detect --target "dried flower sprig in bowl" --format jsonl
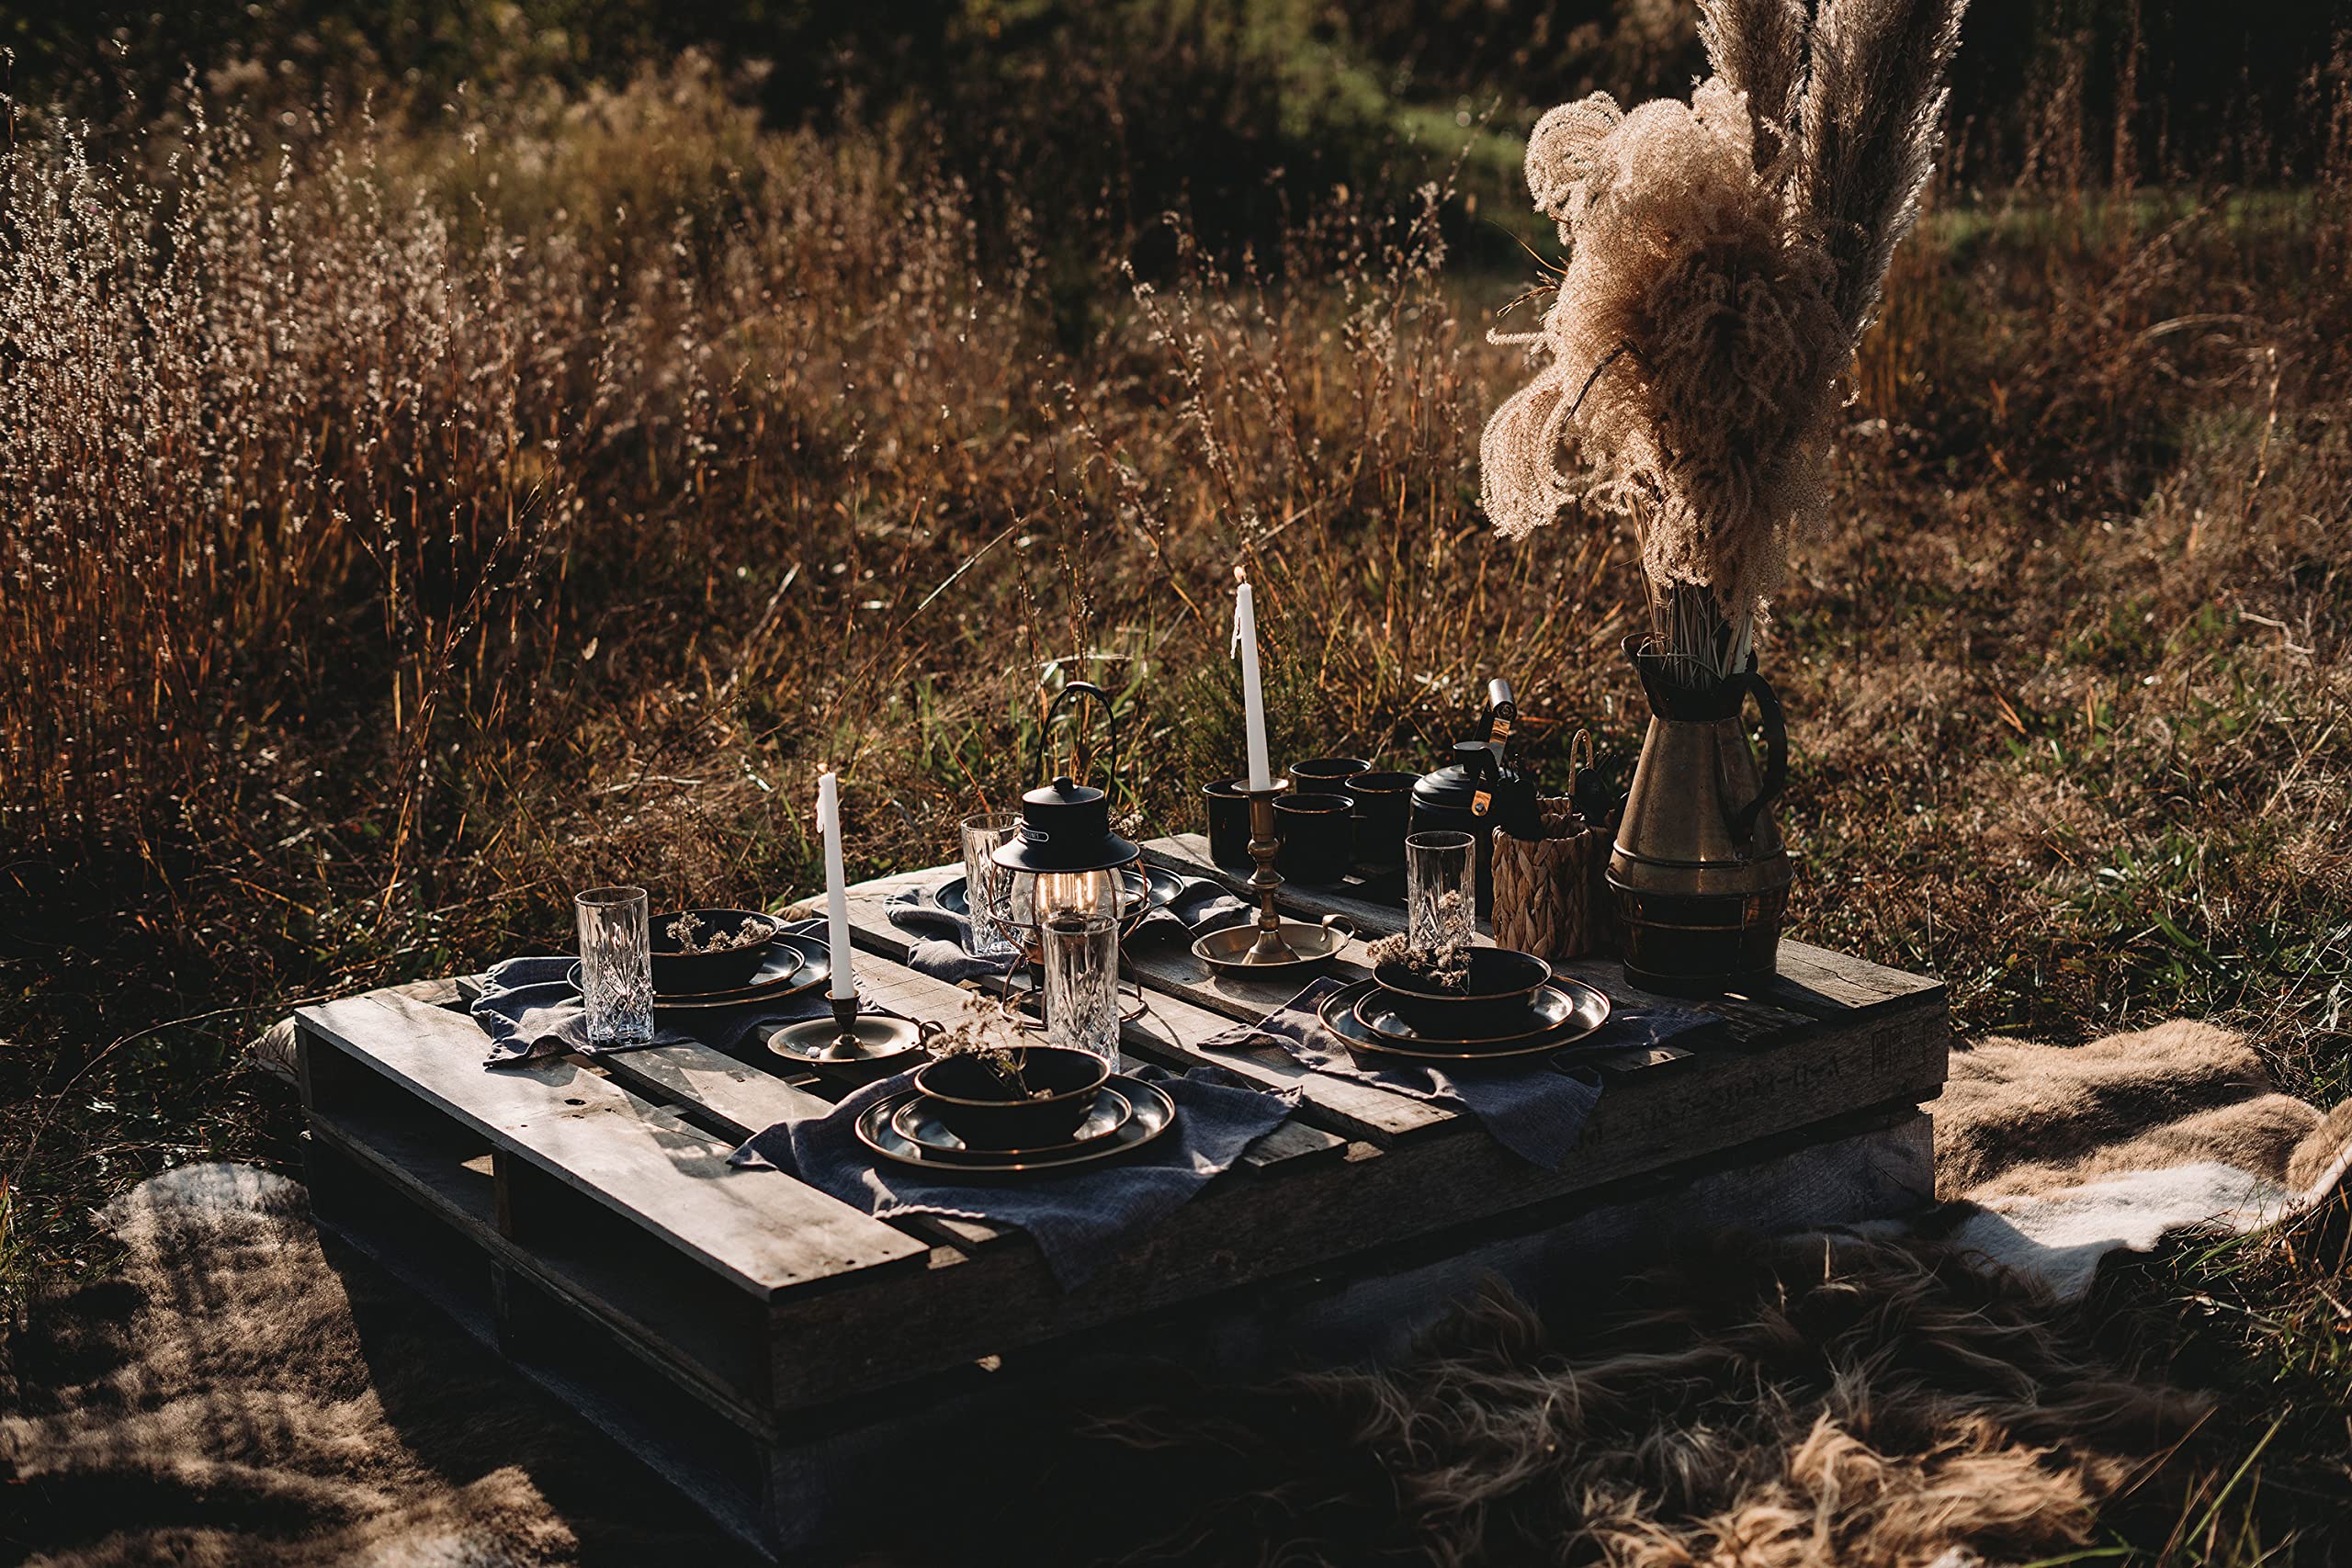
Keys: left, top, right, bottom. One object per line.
{"left": 1482, "top": 0, "right": 1968, "bottom": 682}
{"left": 664, "top": 909, "right": 774, "bottom": 955}
{"left": 1368, "top": 930, "right": 1474, "bottom": 994}
{"left": 913, "top": 1003, "right": 1112, "bottom": 1151}
{"left": 648, "top": 906, "right": 783, "bottom": 994}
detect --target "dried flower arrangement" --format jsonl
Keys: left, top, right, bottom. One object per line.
{"left": 925, "top": 999, "right": 1056, "bottom": 1100}
{"left": 1369, "top": 925, "right": 1474, "bottom": 992}
{"left": 663, "top": 910, "right": 774, "bottom": 954}
{"left": 1481, "top": 0, "right": 1968, "bottom": 682}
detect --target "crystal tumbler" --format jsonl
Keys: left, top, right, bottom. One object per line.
{"left": 575, "top": 886, "right": 654, "bottom": 1046}
{"left": 1405, "top": 830, "right": 1476, "bottom": 956}
{"left": 1040, "top": 909, "right": 1120, "bottom": 1066}
{"left": 960, "top": 810, "right": 1023, "bottom": 958}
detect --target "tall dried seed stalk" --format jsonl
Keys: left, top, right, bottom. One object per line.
{"left": 1481, "top": 0, "right": 1970, "bottom": 680}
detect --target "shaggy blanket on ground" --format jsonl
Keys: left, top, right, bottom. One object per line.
{"left": 1909, "top": 1019, "right": 2352, "bottom": 1301}
{"left": 6, "top": 1019, "right": 2346, "bottom": 1565}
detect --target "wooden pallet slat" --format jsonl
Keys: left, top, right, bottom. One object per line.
{"left": 299, "top": 988, "right": 930, "bottom": 1297}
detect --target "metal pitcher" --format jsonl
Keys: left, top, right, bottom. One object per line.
{"left": 1606, "top": 637, "right": 1792, "bottom": 995}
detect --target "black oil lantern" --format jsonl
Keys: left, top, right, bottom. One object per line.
{"left": 989, "top": 682, "right": 1138, "bottom": 1038}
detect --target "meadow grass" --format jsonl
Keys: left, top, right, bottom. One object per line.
{"left": 1, "top": 58, "right": 2346, "bottom": 1558}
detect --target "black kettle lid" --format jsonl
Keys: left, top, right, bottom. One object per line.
{"left": 1413, "top": 740, "right": 1504, "bottom": 811}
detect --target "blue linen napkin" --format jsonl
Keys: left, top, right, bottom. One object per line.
{"left": 729, "top": 1063, "right": 1298, "bottom": 1289}
{"left": 1135, "top": 874, "right": 1253, "bottom": 941}
{"left": 885, "top": 874, "right": 1251, "bottom": 985}
{"left": 471, "top": 919, "right": 844, "bottom": 1068}
{"left": 1205, "top": 977, "right": 1717, "bottom": 1171}
{"left": 883, "top": 889, "right": 1022, "bottom": 984}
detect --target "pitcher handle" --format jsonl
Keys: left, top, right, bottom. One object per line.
{"left": 1726, "top": 671, "right": 1789, "bottom": 844}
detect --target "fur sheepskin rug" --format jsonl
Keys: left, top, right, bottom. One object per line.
{"left": 1907, "top": 1020, "right": 2352, "bottom": 1301}
{"left": 0, "top": 1164, "right": 746, "bottom": 1567}
{"left": 5, "top": 1168, "right": 2222, "bottom": 1567}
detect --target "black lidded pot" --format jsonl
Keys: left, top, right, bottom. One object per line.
{"left": 1408, "top": 679, "right": 1536, "bottom": 917}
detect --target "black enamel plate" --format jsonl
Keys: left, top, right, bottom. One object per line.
{"left": 1353, "top": 983, "right": 1583, "bottom": 1048}
{"left": 855, "top": 1076, "right": 1173, "bottom": 1176}
{"left": 1317, "top": 976, "right": 1611, "bottom": 1064}
{"left": 566, "top": 931, "right": 828, "bottom": 1010}
{"left": 889, "top": 1085, "right": 1135, "bottom": 1164}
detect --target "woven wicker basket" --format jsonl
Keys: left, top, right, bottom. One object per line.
{"left": 1490, "top": 731, "right": 1615, "bottom": 962}
{"left": 1492, "top": 799, "right": 1602, "bottom": 962}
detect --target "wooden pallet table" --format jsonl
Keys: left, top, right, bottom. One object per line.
{"left": 295, "top": 833, "right": 1951, "bottom": 1560}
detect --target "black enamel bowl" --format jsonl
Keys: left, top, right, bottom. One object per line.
{"left": 911, "top": 1046, "right": 1113, "bottom": 1151}
{"left": 650, "top": 908, "right": 785, "bottom": 995}
{"left": 1370, "top": 947, "right": 1554, "bottom": 1032}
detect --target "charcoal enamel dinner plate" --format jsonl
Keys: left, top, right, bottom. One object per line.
{"left": 1317, "top": 976, "right": 1611, "bottom": 1064}
{"left": 889, "top": 1084, "right": 1135, "bottom": 1165}
{"left": 1353, "top": 982, "right": 1583, "bottom": 1048}
{"left": 855, "top": 1075, "right": 1174, "bottom": 1176}
{"left": 566, "top": 931, "right": 828, "bottom": 1010}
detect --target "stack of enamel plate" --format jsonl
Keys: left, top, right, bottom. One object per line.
{"left": 566, "top": 922, "right": 830, "bottom": 1012}
{"left": 854, "top": 1044, "right": 1177, "bottom": 1177}
{"left": 1318, "top": 948, "right": 1611, "bottom": 1064}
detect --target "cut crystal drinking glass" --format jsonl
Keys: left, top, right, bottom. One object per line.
{"left": 1405, "top": 831, "right": 1476, "bottom": 955}
{"left": 1041, "top": 910, "right": 1121, "bottom": 1065}
{"left": 575, "top": 886, "right": 654, "bottom": 1046}
{"left": 959, "top": 810, "right": 1022, "bottom": 959}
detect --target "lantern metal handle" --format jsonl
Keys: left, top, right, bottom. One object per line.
{"left": 1040, "top": 680, "right": 1120, "bottom": 791}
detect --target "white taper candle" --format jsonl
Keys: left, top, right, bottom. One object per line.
{"left": 1233, "top": 578, "right": 1272, "bottom": 792}
{"left": 818, "top": 771, "right": 855, "bottom": 1001}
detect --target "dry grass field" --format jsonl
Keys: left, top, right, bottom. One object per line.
{"left": 3, "top": 6, "right": 2349, "bottom": 1556}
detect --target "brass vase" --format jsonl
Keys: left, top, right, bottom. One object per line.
{"left": 1606, "top": 636, "right": 1792, "bottom": 995}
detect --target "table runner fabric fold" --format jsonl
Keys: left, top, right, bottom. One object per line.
{"left": 470, "top": 919, "right": 839, "bottom": 1068}
{"left": 1208, "top": 978, "right": 1714, "bottom": 1170}
{"left": 884, "top": 875, "right": 1250, "bottom": 986}
{"left": 882, "top": 891, "right": 1021, "bottom": 984}
{"left": 729, "top": 1064, "right": 1298, "bottom": 1287}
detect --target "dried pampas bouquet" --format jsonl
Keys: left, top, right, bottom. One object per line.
{"left": 1482, "top": 0, "right": 1967, "bottom": 683}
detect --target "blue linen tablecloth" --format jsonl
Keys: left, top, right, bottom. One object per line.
{"left": 729, "top": 1062, "right": 1297, "bottom": 1288}
{"left": 1204, "top": 977, "right": 1719, "bottom": 1170}
{"left": 469, "top": 919, "right": 842, "bottom": 1068}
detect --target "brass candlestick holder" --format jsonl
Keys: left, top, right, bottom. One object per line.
{"left": 1242, "top": 780, "right": 1301, "bottom": 964}
{"left": 1192, "top": 779, "right": 1357, "bottom": 973}
{"left": 767, "top": 992, "right": 928, "bottom": 1079}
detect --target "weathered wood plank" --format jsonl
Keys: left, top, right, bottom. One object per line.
{"left": 594, "top": 1041, "right": 835, "bottom": 1142}
{"left": 839, "top": 869, "right": 1442, "bottom": 1146}
{"left": 297, "top": 989, "right": 930, "bottom": 1298}
{"left": 1769, "top": 940, "right": 1949, "bottom": 1019}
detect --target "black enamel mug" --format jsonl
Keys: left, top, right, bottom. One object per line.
{"left": 1274, "top": 792, "right": 1354, "bottom": 886}
{"left": 1341, "top": 770, "right": 1418, "bottom": 879}
{"left": 1202, "top": 778, "right": 1253, "bottom": 871}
